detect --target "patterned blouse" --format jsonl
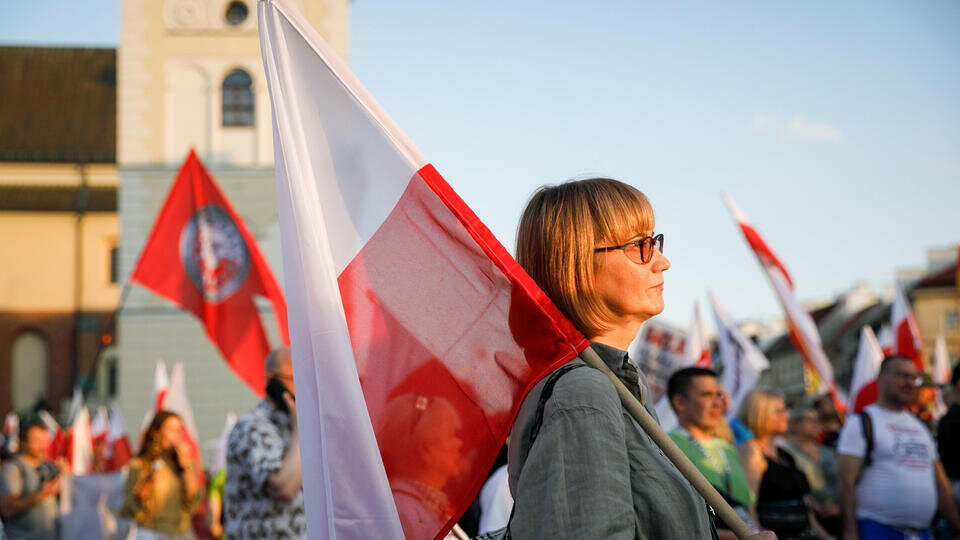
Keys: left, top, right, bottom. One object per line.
{"left": 224, "top": 399, "right": 306, "bottom": 539}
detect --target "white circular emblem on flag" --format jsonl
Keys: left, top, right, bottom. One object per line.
{"left": 180, "top": 205, "right": 251, "bottom": 302}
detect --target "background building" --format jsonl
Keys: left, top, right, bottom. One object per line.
{"left": 0, "top": 46, "right": 120, "bottom": 415}
{"left": 0, "top": 1, "right": 349, "bottom": 450}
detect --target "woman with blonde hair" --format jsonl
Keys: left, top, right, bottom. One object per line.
{"left": 738, "top": 390, "right": 825, "bottom": 539}
{"left": 506, "top": 178, "right": 772, "bottom": 539}
{"left": 120, "top": 410, "right": 201, "bottom": 539}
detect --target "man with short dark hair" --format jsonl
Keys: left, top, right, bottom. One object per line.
{"left": 938, "top": 362, "right": 960, "bottom": 508}
{"left": 837, "top": 355, "right": 960, "bottom": 540}
{"left": 0, "top": 420, "right": 61, "bottom": 540}
{"left": 224, "top": 347, "right": 305, "bottom": 538}
{"left": 667, "top": 367, "right": 755, "bottom": 536}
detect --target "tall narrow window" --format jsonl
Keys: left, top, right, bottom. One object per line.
{"left": 109, "top": 246, "right": 119, "bottom": 284}
{"left": 12, "top": 332, "right": 49, "bottom": 411}
{"left": 222, "top": 69, "right": 254, "bottom": 127}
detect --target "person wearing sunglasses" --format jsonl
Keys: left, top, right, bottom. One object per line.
{"left": 505, "top": 178, "right": 774, "bottom": 539}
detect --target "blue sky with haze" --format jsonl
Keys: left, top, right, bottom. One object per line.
{"left": 3, "top": 0, "right": 958, "bottom": 329}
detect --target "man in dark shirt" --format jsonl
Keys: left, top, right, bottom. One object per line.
{"left": 938, "top": 363, "right": 960, "bottom": 507}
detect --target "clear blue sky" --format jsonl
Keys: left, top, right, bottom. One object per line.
{"left": 3, "top": 0, "right": 958, "bottom": 329}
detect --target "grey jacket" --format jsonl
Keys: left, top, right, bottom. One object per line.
{"left": 507, "top": 343, "right": 715, "bottom": 539}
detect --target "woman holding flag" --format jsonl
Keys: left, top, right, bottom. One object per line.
{"left": 507, "top": 178, "right": 773, "bottom": 539}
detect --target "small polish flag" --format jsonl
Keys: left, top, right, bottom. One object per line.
{"left": 683, "top": 301, "right": 711, "bottom": 369}
{"left": 106, "top": 404, "right": 133, "bottom": 471}
{"left": 38, "top": 410, "right": 67, "bottom": 460}
{"left": 70, "top": 407, "right": 93, "bottom": 475}
{"left": 848, "top": 326, "right": 883, "bottom": 413}
{"left": 3, "top": 413, "right": 19, "bottom": 455}
{"left": 723, "top": 196, "right": 836, "bottom": 401}
{"left": 933, "top": 334, "right": 951, "bottom": 386}
{"left": 892, "top": 283, "right": 924, "bottom": 370}
{"left": 877, "top": 324, "right": 894, "bottom": 357}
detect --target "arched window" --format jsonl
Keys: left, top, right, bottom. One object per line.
{"left": 222, "top": 69, "right": 254, "bottom": 127}
{"left": 12, "top": 332, "right": 49, "bottom": 411}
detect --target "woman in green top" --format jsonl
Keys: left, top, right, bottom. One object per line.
{"left": 120, "top": 410, "right": 201, "bottom": 538}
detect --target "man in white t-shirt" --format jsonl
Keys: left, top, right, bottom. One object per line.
{"left": 837, "top": 355, "right": 960, "bottom": 540}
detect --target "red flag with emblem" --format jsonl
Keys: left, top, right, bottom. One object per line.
{"left": 130, "top": 150, "right": 289, "bottom": 396}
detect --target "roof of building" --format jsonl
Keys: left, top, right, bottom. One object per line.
{"left": 0, "top": 46, "right": 116, "bottom": 163}
{"left": 915, "top": 263, "right": 957, "bottom": 289}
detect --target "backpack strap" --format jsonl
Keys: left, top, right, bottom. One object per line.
{"left": 859, "top": 411, "right": 874, "bottom": 469}
{"left": 527, "top": 363, "right": 587, "bottom": 449}
{"left": 475, "top": 363, "right": 587, "bottom": 540}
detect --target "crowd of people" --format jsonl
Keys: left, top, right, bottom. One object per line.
{"left": 0, "top": 348, "right": 305, "bottom": 540}
{"left": 1, "top": 177, "right": 959, "bottom": 540}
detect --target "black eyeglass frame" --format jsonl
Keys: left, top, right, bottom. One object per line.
{"left": 594, "top": 233, "right": 664, "bottom": 264}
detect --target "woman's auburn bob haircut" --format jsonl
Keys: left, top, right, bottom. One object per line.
{"left": 516, "top": 178, "right": 654, "bottom": 339}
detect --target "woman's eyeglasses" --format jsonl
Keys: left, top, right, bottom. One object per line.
{"left": 595, "top": 233, "right": 664, "bottom": 264}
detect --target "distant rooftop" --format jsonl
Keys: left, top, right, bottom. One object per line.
{"left": 0, "top": 46, "right": 116, "bottom": 163}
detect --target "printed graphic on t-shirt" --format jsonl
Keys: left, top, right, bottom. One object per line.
{"left": 890, "top": 425, "right": 932, "bottom": 469}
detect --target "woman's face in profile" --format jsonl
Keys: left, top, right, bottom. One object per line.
{"left": 594, "top": 229, "right": 670, "bottom": 329}
{"left": 158, "top": 417, "right": 184, "bottom": 450}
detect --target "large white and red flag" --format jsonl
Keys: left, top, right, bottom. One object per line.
{"left": 258, "top": 1, "right": 588, "bottom": 538}
{"left": 848, "top": 326, "right": 883, "bottom": 413}
{"left": 683, "top": 301, "right": 711, "bottom": 369}
{"left": 933, "top": 334, "right": 951, "bottom": 385}
{"left": 708, "top": 292, "right": 770, "bottom": 416}
{"left": 724, "top": 196, "right": 835, "bottom": 399}
{"left": 892, "top": 283, "right": 924, "bottom": 370}
{"left": 106, "top": 404, "right": 132, "bottom": 471}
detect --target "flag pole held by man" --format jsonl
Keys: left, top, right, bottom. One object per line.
{"left": 258, "top": 0, "right": 769, "bottom": 538}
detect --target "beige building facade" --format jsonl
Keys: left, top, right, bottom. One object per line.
{"left": 0, "top": 46, "right": 121, "bottom": 416}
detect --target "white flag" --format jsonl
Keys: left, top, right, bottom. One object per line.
{"left": 933, "top": 334, "right": 951, "bottom": 385}
{"left": 709, "top": 292, "right": 770, "bottom": 417}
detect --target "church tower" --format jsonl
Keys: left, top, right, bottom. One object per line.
{"left": 117, "top": 0, "right": 349, "bottom": 444}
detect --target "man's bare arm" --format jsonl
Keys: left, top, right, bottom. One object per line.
{"left": 836, "top": 454, "right": 862, "bottom": 540}
{"left": 934, "top": 460, "right": 960, "bottom": 535}
{"left": 267, "top": 393, "right": 303, "bottom": 502}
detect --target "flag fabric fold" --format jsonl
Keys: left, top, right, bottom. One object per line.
{"left": 848, "top": 326, "right": 883, "bottom": 413}
{"left": 258, "top": 1, "right": 588, "bottom": 538}
{"left": 130, "top": 151, "right": 289, "bottom": 396}
{"left": 723, "top": 196, "right": 835, "bottom": 396}
{"left": 709, "top": 292, "right": 770, "bottom": 417}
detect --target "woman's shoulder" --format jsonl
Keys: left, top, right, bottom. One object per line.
{"left": 544, "top": 359, "right": 621, "bottom": 414}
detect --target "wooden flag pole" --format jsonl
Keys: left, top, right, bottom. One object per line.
{"left": 580, "top": 346, "right": 754, "bottom": 539}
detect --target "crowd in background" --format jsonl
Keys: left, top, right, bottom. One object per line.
{"left": 2, "top": 350, "right": 960, "bottom": 539}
